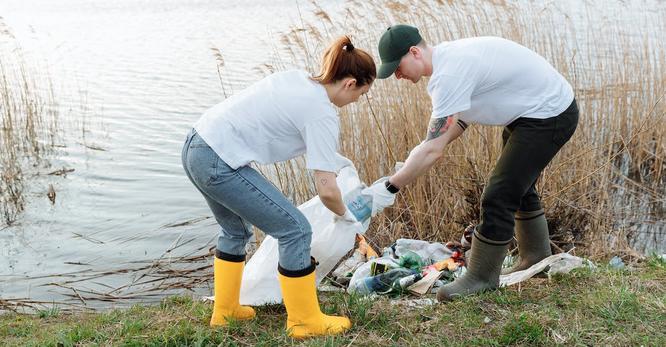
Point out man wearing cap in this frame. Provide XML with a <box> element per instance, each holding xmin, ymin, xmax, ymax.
<box><xmin>368</xmin><ymin>24</ymin><xmax>579</xmax><ymax>301</ymax></box>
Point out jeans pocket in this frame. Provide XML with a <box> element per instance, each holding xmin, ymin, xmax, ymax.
<box><xmin>189</xmin><ymin>132</ymin><xmax>211</xmax><ymax>149</ymax></box>
<box><xmin>208</xmin><ymin>156</ymin><xmax>237</xmax><ymax>186</ymax></box>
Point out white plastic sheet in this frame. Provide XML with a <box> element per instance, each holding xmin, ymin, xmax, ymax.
<box><xmin>499</xmin><ymin>253</ymin><xmax>595</xmax><ymax>287</ymax></box>
<box><xmin>239</xmin><ymin>155</ymin><xmax>367</xmax><ymax>305</ymax></box>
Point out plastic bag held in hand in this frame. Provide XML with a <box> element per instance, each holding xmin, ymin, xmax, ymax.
<box><xmin>361</xmin><ymin>177</ymin><xmax>396</xmax><ymax>217</ymax></box>
<box><xmin>334</xmin><ymin>208</ymin><xmax>360</xmax><ymax>224</ymax></box>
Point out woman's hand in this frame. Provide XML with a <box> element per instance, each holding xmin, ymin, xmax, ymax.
<box><xmin>333</xmin><ymin>208</ymin><xmax>358</xmax><ymax>224</ymax></box>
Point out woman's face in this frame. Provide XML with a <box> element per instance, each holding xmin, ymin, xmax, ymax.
<box><xmin>340</xmin><ymin>80</ymin><xmax>372</xmax><ymax>106</ymax></box>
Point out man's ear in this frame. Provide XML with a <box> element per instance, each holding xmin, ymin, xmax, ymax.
<box><xmin>410</xmin><ymin>46</ymin><xmax>421</xmax><ymax>58</ymax></box>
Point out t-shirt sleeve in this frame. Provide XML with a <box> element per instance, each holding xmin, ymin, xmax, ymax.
<box><xmin>428</xmin><ymin>54</ymin><xmax>479</xmax><ymax>119</ymax></box>
<box><xmin>302</xmin><ymin>117</ymin><xmax>340</xmax><ymax>173</ymax></box>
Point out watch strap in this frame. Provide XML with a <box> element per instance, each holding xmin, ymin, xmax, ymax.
<box><xmin>384</xmin><ymin>180</ymin><xmax>400</xmax><ymax>194</ymax></box>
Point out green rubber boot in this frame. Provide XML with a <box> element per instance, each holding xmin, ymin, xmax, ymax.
<box><xmin>502</xmin><ymin>209</ymin><xmax>552</xmax><ymax>275</ymax></box>
<box><xmin>437</xmin><ymin>231</ymin><xmax>510</xmax><ymax>301</ymax></box>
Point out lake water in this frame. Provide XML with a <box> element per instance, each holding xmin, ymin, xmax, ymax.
<box><xmin>0</xmin><ymin>0</ymin><xmax>341</xmax><ymax>308</ymax></box>
<box><xmin>1</xmin><ymin>0</ymin><xmax>664</xmax><ymax>308</ymax></box>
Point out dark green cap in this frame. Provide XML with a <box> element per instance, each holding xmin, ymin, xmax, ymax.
<box><xmin>377</xmin><ymin>24</ymin><xmax>423</xmax><ymax>79</ymax></box>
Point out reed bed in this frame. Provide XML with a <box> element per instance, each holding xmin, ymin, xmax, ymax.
<box><xmin>0</xmin><ymin>20</ymin><xmax>59</xmax><ymax>225</ymax></box>
<box><xmin>263</xmin><ymin>0</ymin><xmax>665</xmax><ymax>256</ymax></box>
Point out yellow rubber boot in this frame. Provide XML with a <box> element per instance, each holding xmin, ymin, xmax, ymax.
<box><xmin>278</xmin><ymin>259</ymin><xmax>351</xmax><ymax>338</ymax></box>
<box><xmin>210</xmin><ymin>251</ymin><xmax>256</xmax><ymax>327</ymax></box>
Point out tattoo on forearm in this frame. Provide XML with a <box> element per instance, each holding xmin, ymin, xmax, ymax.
<box><xmin>426</xmin><ymin>116</ymin><xmax>453</xmax><ymax>141</ymax></box>
<box><xmin>426</xmin><ymin>117</ymin><xmax>468</xmax><ymax>141</ymax></box>
<box><xmin>320</xmin><ymin>178</ymin><xmax>328</xmax><ymax>186</ymax></box>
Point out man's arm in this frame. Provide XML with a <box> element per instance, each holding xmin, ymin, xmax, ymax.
<box><xmin>387</xmin><ymin>114</ymin><xmax>467</xmax><ymax>189</ymax></box>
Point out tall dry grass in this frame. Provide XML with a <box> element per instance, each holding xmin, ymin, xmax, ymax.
<box><xmin>0</xmin><ymin>21</ymin><xmax>59</xmax><ymax>225</ymax></box>
<box><xmin>214</xmin><ymin>0</ymin><xmax>665</xmax><ymax>256</ymax></box>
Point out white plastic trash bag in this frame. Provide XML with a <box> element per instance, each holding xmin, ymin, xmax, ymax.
<box><xmin>239</xmin><ymin>155</ymin><xmax>367</xmax><ymax>305</ymax></box>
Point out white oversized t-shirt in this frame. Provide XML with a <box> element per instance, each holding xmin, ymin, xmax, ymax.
<box><xmin>194</xmin><ymin>70</ymin><xmax>341</xmax><ymax>172</ymax></box>
<box><xmin>427</xmin><ymin>37</ymin><xmax>574</xmax><ymax>126</ymax></box>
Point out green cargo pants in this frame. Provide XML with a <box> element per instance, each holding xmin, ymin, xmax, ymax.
<box><xmin>478</xmin><ymin>99</ymin><xmax>579</xmax><ymax>242</ymax></box>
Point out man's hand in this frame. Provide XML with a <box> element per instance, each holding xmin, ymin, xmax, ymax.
<box><xmin>362</xmin><ymin>177</ymin><xmax>397</xmax><ymax>216</ymax></box>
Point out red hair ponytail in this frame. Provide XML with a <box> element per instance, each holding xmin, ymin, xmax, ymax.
<box><xmin>312</xmin><ymin>36</ymin><xmax>376</xmax><ymax>86</ymax></box>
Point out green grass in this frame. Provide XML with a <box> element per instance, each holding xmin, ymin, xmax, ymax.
<box><xmin>1</xmin><ymin>256</ymin><xmax>665</xmax><ymax>346</ymax></box>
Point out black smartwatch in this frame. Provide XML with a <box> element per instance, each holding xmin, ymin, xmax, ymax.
<box><xmin>384</xmin><ymin>180</ymin><xmax>400</xmax><ymax>194</ymax></box>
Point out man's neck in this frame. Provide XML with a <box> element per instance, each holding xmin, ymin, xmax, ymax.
<box><xmin>423</xmin><ymin>45</ymin><xmax>434</xmax><ymax>77</ymax></box>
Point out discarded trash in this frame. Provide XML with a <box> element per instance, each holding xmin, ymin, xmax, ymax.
<box><xmin>318</xmin><ymin>284</ymin><xmax>345</xmax><ymax>292</ymax></box>
<box><xmin>351</xmin><ymin>267</ymin><xmax>418</xmax><ymax>295</ymax></box>
<box><xmin>407</xmin><ymin>270</ymin><xmax>441</xmax><ymax>295</ymax></box>
<box><xmin>338</xmin><ymin>233</ymin><xmax>593</xmax><ymax>298</ymax></box>
<box><xmin>345</xmin><ymin>238</ymin><xmax>468</xmax><ymax>296</ymax></box>
<box><xmin>389</xmin><ymin>297</ymin><xmax>437</xmax><ymax>309</ymax></box>
<box><xmin>499</xmin><ymin>253</ymin><xmax>595</xmax><ymax>287</ymax></box>
<box><xmin>609</xmin><ymin>255</ymin><xmax>626</xmax><ymax>269</ymax></box>
<box><xmin>348</xmin><ymin>257</ymin><xmax>400</xmax><ymax>294</ymax></box>
<box><xmin>461</xmin><ymin>224</ymin><xmax>475</xmax><ymax>249</ymax></box>
<box><xmin>398</xmin><ymin>251</ymin><xmax>424</xmax><ymax>271</ymax></box>
<box><xmin>358</xmin><ymin>234</ymin><xmax>379</xmax><ymax>259</ymax></box>
<box><xmin>503</xmin><ymin>254</ymin><xmax>517</xmax><ymax>269</ymax></box>
<box><xmin>331</xmin><ymin>235</ymin><xmax>378</xmax><ymax>285</ymax></box>
<box><xmin>398</xmin><ymin>273</ymin><xmax>422</xmax><ymax>289</ymax></box>
<box><xmin>395</xmin><ymin>239</ymin><xmax>452</xmax><ymax>263</ymax></box>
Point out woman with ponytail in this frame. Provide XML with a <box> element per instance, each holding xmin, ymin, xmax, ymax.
<box><xmin>181</xmin><ymin>36</ymin><xmax>375</xmax><ymax>338</ymax></box>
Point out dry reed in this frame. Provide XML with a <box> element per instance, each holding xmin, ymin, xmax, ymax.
<box><xmin>262</xmin><ymin>0</ymin><xmax>665</xmax><ymax>256</ymax></box>
<box><xmin>0</xmin><ymin>20</ymin><xmax>59</xmax><ymax>225</ymax></box>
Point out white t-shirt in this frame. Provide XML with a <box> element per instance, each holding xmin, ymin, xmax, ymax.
<box><xmin>427</xmin><ymin>37</ymin><xmax>574</xmax><ymax>126</ymax></box>
<box><xmin>194</xmin><ymin>70</ymin><xmax>341</xmax><ymax>172</ymax></box>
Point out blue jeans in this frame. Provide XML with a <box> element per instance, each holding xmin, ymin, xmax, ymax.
<box><xmin>181</xmin><ymin>129</ymin><xmax>312</xmax><ymax>271</ymax></box>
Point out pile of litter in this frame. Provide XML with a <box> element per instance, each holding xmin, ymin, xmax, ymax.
<box><xmin>328</xmin><ymin>233</ymin><xmax>596</xmax><ymax>298</ymax></box>
<box><xmin>331</xmin><ymin>235</ymin><xmax>466</xmax><ymax>296</ymax></box>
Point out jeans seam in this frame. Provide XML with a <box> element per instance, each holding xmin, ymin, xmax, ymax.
<box><xmin>182</xmin><ymin>133</ymin><xmax>195</xmax><ymax>184</ymax></box>
<box><xmin>234</xmin><ymin>169</ymin><xmax>310</xmax><ymax>270</ymax></box>
<box><xmin>299</xmin><ymin>237</ymin><xmax>307</xmax><ymax>269</ymax></box>
<box><xmin>239</xmin><ymin>216</ymin><xmax>252</xmax><ymax>240</ymax></box>
<box><xmin>234</xmin><ymin>169</ymin><xmax>306</xmax><ymax>235</ymax></box>
<box><xmin>203</xmin><ymin>152</ymin><xmax>222</xmax><ymax>186</ymax></box>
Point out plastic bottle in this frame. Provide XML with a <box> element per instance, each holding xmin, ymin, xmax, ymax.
<box><xmin>397</xmin><ymin>273</ymin><xmax>422</xmax><ymax>289</ymax></box>
<box><xmin>398</xmin><ymin>250</ymin><xmax>424</xmax><ymax>270</ymax></box>
<box><xmin>343</xmin><ymin>187</ymin><xmax>373</xmax><ymax>223</ymax></box>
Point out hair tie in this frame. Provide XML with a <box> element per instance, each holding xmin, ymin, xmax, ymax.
<box><xmin>343</xmin><ymin>43</ymin><xmax>354</xmax><ymax>52</ymax></box>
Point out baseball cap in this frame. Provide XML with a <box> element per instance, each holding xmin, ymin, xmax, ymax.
<box><xmin>377</xmin><ymin>24</ymin><xmax>423</xmax><ymax>79</ymax></box>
